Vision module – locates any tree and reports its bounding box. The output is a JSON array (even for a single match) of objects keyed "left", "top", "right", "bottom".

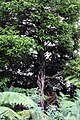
[{"left": 0, "top": 0, "right": 80, "bottom": 109}]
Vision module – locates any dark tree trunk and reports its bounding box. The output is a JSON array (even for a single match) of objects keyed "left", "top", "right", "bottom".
[{"left": 37, "top": 49, "right": 45, "bottom": 110}]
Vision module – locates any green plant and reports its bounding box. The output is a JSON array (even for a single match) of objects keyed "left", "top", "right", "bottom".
[
  {"left": 0, "top": 91, "right": 37, "bottom": 108},
  {"left": 9, "top": 87, "right": 41, "bottom": 104},
  {"left": 64, "top": 57, "right": 80, "bottom": 78},
  {"left": 0, "top": 91, "right": 50, "bottom": 120},
  {"left": 0, "top": 91, "right": 40, "bottom": 120},
  {"left": 65, "top": 76, "right": 80, "bottom": 87},
  {"left": 64, "top": 57, "right": 80, "bottom": 87},
  {"left": 0, "top": 106, "right": 20, "bottom": 120},
  {"left": 0, "top": 77, "right": 10, "bottom": 91},
  {"left": 46, "top": 89, "right": 80, "bottom": 120},
  {"left": 0, "top": 35, "right": 36, "bottom": 58},
  {"left": 59, "top": 90, "right": 80, "bottom": 120},
  {"left": 0, "top": 91, "right": 38, "bottom": 119}
]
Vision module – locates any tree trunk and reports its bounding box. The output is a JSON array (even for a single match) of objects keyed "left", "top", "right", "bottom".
[{"left": 37, "top": 50, "right": 45, "bottom": 110}]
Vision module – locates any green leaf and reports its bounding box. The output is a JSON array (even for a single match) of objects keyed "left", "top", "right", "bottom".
[
  {"left": 0, "top": 91, "right": 37, "bottom": 108},
  {"left": 0, "top": 106, "right": 20, "bottom": 120}
]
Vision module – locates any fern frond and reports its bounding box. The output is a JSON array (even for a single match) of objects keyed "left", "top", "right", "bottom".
[
  {"left": 0, "top": 91, "right": 37, "bottom": 108},
  {"left": 0, "top": 106, "right": 20, "bottom": 120}
]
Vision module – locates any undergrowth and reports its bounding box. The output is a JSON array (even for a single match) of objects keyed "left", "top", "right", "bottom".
[{"left": 0, "top": 87, "right": 80, "bottom": 120}]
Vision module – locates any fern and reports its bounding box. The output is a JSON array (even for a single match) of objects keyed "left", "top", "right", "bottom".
[
  {"left": 0, "top": 91, "right": 51, "bottom": 120},
  {"left": 58, "top": 90, "right": 80, "bottom": 120},
  {"left": 0, "top": 106, "right": 20, "bottom": 120},
  {"left": 0, "top": 91, "right": 43, "bottom": 119},
  {"left": 0, "top": 91, "right": 37, "bottom": 109},
  {"left": 9, "top": 87, "right": 41, "bottom": 104}
]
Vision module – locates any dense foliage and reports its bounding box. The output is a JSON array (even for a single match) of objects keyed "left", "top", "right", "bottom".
[{"left": 0, "top": 0, "right": 80, "bottom": 86}]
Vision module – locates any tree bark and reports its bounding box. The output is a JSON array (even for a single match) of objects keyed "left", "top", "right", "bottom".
[{"left": 37, "top": 50, "right": 45, "bottom": 110}]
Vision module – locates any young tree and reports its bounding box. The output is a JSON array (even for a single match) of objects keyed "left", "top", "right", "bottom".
[{"left": 0, "top": 0, "right": 80, "bottom": 109}]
